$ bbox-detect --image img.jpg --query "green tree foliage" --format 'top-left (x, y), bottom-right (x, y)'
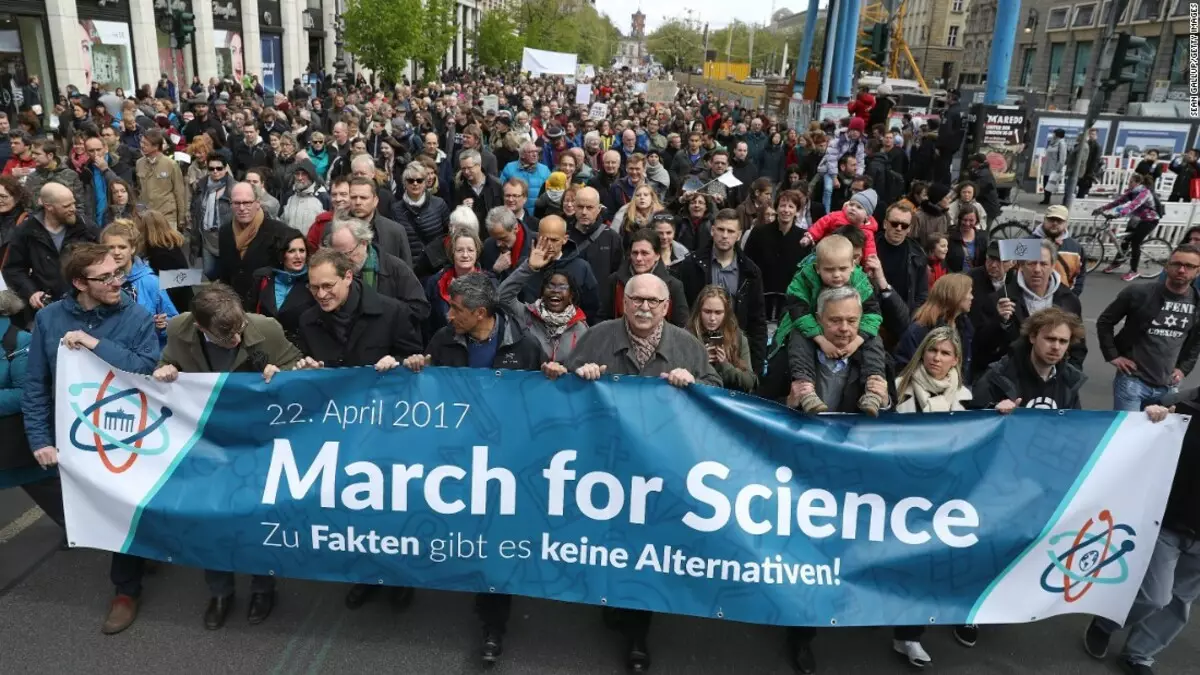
top-left (646, 20), bottom-right (704, 72)
top-left (514, 0), bottom-right (622, 67)
top-left (414, 0), bottom-right (459, 78)
top-left (709, 22), bottom-right (804, 76)
top-left (475, 9), bottom-right (523, 69)
top-left (341, 0), bottom-right (423, 83)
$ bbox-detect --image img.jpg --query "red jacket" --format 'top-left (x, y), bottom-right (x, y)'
top-left (1, 155), bottom-right (35, 176)
top-left (847, 93), bottom-right (876, 126)
top-left (805, 210), bottom-right (879, 257)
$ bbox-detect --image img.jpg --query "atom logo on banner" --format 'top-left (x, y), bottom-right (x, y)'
top-left (1039, 509), bottom-right (1136, 602)
top-left (67, 371), bottom-right (173, 474)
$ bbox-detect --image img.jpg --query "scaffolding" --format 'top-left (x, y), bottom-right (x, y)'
top-left (855, 1), bottom-right (930, 93)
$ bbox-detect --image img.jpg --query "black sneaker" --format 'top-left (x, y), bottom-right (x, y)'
top-left (953, 624), bottom-right (978, 648)
top-left (1082, 618), bottom-right (1111, 659)
top-left (1119, 658), bottom-right (1155, 674)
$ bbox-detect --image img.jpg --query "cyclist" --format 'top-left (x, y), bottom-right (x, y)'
top-left (1093, 173), bottom-right (1164, 282)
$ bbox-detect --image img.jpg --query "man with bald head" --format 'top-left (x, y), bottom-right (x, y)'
top-left (499, 141), bottom-right (550, 216)
top-left (516, 214), bottom-right (599, 320)
top-left (588, 149), bottom-right (625, 220)
top-left (4, 182), bottom-right (99, 309)
top-left (568, 186), bottom-right (622, 292)
top-left (543, 272), bottom-right (719, 670)
top-left (217, 182), bottom-right (292, 309)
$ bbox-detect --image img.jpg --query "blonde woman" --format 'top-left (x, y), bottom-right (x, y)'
top-left (894, 326), bottom-right (972, 413)
top-left (611, 183), bottom-right (664, 249)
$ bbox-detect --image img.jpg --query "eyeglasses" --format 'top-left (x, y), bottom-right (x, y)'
top-left (405, 178), bottom-right (425, 185)
top-left (1167, 261), bottom-right (1200, 271)
top-left (625, 296), bottom-right (666, 308)
top-left (308, 281), bottom-right (341, 294)
top-left (545, 282), bottom-right (570, 292)
top-left (887, 219), bottom-right (912, 230)
top-left (231, 200), bottom-right (257, 208)
top-left (85, 272), bottom-right (126, 285)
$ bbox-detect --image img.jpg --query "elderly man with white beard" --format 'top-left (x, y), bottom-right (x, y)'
top-left (542, 272), bottom-right (720, 673)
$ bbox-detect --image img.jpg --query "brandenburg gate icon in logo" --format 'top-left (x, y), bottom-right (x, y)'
top-left (68, 371), bottom-right (173, 474)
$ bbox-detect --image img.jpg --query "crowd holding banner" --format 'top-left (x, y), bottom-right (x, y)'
top-left (1, 65), bottom-right (1200, 675)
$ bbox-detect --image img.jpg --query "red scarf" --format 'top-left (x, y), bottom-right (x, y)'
top-left (437, 265), bottom-right (479, 302)
top-left (928, 259), bottom-right (946, 288)
top-left (510, 225), bottom-right (527, 263)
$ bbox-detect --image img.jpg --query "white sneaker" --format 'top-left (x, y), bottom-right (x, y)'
top-left (893, 640), bottom-right (932, 668)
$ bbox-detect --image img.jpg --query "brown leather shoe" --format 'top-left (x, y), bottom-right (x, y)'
top-left (101, 595), bottom-right (139, 635)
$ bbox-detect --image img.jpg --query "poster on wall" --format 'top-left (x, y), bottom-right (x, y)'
top-left (1112, 121), bottom-right (1193, 158)
top-left (213, 29), bottom-right (245, 81)
top-left (157, 31), bottom-right (187, 96)
top-left (261, 36), bottom-right (283, 95)
top-left (79, 20), bottom-right (135, 94)
top-left (1029, 116), bottom-right (1112, 178)
top-left (965, 105), bottom-right (1026, 186)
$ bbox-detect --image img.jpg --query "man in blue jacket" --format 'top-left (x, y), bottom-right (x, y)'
top-left (22, 242), bottom-right (160, 636)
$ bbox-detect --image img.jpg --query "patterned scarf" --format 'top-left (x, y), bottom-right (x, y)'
top-left (625, 320), bottom-right (663, 371)
top-left (533, 299), bottom-right (576, 339)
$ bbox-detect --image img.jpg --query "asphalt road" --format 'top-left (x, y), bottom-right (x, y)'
top-left (2, 273), bottom-right (1199, 675)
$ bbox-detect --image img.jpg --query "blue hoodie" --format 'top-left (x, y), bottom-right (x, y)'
top-left (22, 294), bottom-right (160, 451)
top-left (124, 258), bottom-right (179, 344)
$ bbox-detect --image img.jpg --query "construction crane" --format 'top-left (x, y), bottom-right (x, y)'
top-left (855, 0), bottom-right (930, 93)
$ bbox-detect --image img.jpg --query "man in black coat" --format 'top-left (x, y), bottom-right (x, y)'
top-left (675, 221), bottom-right (768, 374)
top-left (325, 215), bottom-right (430, 327)
top-left (182, 100), bottom-right (227, 147)
top-left (2, 183), bottom-right (99, 309)
top-left (453, 149), bottom-right (503, 226)
top-left (217, 183), bottom-right (292, 310)
top-left (399, 271), bottom-right (542, 664)
top-left (293, 248), bottom-right (423, 613)
top-left (972, 307), bottom-right (1086, 411)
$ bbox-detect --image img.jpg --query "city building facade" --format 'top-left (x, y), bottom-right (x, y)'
top-left (1009, 0), bottom-right (1191, 110)
top-left (958, 0), bottom-right (995, 86)
top-left (1, 0), bottom-right (479, 101)
top-left (897, 0), bottom-right (969, 88)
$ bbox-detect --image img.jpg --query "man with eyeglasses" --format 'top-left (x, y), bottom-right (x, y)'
top-left (499, 141), bottom-right (550, 216)
top-left (326, 216), bottom-right (429, 326)
top-left (217, 182), bottom-right (292, 309)
top-left (453, 149), bottom-right (503, 227)
top-left (21, 242), bottom-right (160, 635)
top-left (80, 134), bottom-right (125, 224)
top-left (4, 183), bottom-right (100, 309)
top-left (543, 272), bottom-right (719, 673)
top-left (872, 202), bottom-right (929, 314)
top-left (151, 282), bottom-right (301, 629)
top-left (500, 177), bottom-right (538, 234)
top-left (1097, 243), bottom-right (1200, 412)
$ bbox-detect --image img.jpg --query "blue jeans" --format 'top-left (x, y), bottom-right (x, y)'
top-left (822, 174), bottom-right (834, 213)
top-left (1112, 372), bottom-right (1172, 412)
top-left (202, 249), bottom-right (220, 282)
top-left (1094, 527), bottom-right (1200, 667)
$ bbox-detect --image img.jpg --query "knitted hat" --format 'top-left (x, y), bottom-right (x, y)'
top-left (850, 188), bottom-right (878, 214)
top-left (545, 171), bottom-right (568, 191)
top-left (927, 183), bottom-right (952, 205)
top-left (848, 117), bottom-right (867, 133)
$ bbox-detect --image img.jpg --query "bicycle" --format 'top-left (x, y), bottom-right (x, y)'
top-left (1074, 214), bottom-right (1171, 278)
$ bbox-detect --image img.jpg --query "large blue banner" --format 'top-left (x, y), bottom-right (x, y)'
top-left (56, 348), bottom-right (1186, 627)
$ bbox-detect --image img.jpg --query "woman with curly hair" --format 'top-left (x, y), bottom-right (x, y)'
top-left (185, 133), bottom-right (215, 191)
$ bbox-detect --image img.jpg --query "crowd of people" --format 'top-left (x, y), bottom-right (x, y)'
top-left (0, 68), bottom-right (1197, 675)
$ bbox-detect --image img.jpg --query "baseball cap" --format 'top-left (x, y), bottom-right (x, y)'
top-left (1045, 205), bottom-right (1068, 220)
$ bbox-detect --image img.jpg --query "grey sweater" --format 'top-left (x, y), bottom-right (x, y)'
top-left (565, 318), bottom-right (722, 387)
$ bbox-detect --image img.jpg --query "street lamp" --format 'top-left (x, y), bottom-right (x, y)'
top-left (333, 0), bottom-right (347, 85)
top-left (1023, 8), bottom-right (1039, 33)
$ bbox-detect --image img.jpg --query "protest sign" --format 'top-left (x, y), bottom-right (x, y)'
top-left (575, 85), bottom-right (592, 105)
top-left (158, 269), bottom-right (204, 290)
top-left (57, 348), bottom-right (1184, 627)
top-left (588, 103), bottom-right (608, 121)
top-left (646, 80), bottom-right (679, 103)
top-left (998, 239), bottom-right (1046, 262)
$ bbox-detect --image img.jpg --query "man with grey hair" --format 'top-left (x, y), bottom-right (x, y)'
top-left (498, 141), bottom-right (550, 216)
top-left (481, 206), bottom-right (535, 281)
top-left (325, 216), bottom-right (429, 324)
top-left (787, 285), bottom-right (893, 413)
top-left (544, 272), bottom-right (719, 672)
top-left (400, 274), bottom-right (543, 663)
top-left (453, 148), bottom-right (503, 226)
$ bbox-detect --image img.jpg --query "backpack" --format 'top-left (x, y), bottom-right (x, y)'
top-left (1151, 190), bottom-right (1166, 218)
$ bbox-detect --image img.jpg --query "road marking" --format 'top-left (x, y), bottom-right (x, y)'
top-left (0, 507), bottom-right (44, 544)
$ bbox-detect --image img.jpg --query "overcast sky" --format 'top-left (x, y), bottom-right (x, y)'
top-left (598, 0), bottom-right (826, 33)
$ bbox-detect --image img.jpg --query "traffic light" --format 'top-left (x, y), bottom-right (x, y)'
top-left (176, 11), bottom-right (195, 47)
top-left (1102, 32), bottom-right (1151, 89)
top-left (858, 23), bottom-right (888, 69)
